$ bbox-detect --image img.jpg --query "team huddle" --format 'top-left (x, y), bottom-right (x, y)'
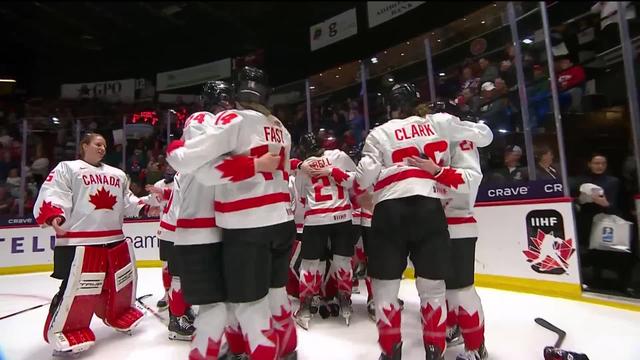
top-left (33, 66), bottom-right (493, 360)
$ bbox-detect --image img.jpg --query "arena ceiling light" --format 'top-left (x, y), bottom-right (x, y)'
top-left (0, 79), bottom-right (16, 83)
top-left (522, 38), bottom-right (533, 44)
top-left (439, 72), bottom-right (446, 76)
top-left (370, 57), bottom-right (378, 64)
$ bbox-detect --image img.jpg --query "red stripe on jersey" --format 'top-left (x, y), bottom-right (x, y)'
top-left (304, 204), bottom-right (352, 217)
top-left (446, 217), bottom-right (476, 225)
top-left (162, 188), bottom-right (173, 201)
top-left (373, 169), bottom-right (433, 192)
top-left (160, 221), bottom-right (177, 231)
top-left (176, 217), bottom-right (217, 228)
top-left (296, 223), bottom-right (304, 229)
top-left (214, 192), bottom-right (291, 213)
top-left (57, 229), bottom-right (123, 239)
top-left (166, 139), bottom-right (185, 155)
top-left (361, 212), bottom-right (373, 219)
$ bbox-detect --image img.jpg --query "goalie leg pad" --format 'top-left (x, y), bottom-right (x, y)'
top-left (98, 240), bottom-right (144, 332)
top-left (45, 245), bottom-right (107, 353)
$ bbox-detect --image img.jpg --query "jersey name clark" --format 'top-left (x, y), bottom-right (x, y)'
top-left (394, 123), bottom-right (435, 141)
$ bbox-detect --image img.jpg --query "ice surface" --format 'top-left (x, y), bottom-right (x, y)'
top-left (1, 268), bottom-right (638, 360)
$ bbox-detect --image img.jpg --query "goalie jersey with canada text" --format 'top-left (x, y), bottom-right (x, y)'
top-left (354, 113), bottom-right (492, 205)
top-left (166, 109), bottom-right (293, 229)
top-left (34, 160), bottom-right (145, 246)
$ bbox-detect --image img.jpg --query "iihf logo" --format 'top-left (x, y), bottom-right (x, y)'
top-left (522, 210), bottom-right (575, 275)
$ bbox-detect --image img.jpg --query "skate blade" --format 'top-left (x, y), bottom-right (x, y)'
top-left (446, 336), bottom-right (464, 347)
top-left (294, 317), bottom-right (310, 330)
top-left (168, 332), bottom-right (194, 341)
top-left (52, 342), bottom-right (94, 357)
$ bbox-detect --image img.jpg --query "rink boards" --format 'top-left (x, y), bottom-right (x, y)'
top-left (0, 198), bottom-right (587, 298)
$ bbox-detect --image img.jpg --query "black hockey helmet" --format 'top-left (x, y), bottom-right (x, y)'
top-left (388, 83), bottom-right (420, 117)
top-left (299, 132), bottom-right (323, 159)
top-left (200, 80), bottom-right (234, 110)
top-left (236, 66), bottom-right (270, 106)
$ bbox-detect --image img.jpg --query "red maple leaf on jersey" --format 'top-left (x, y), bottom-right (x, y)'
top-left (89, 187), bottom-right (117, 210)
top-left (433, 167), bottom-right (465, 189)
top-left (331, 168), bottom-right (350, 184)
top-left (214, 155), bottom-right (255, 182)
top-left (35, 201), bottom-right (64, 225)
top-left (188, 338), bottom-right (222, 360)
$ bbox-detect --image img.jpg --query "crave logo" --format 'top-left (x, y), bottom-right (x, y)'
top-left (522, 210), bottom-right (575, 275)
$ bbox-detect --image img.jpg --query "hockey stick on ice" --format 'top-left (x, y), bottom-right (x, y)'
top-left (0, 302), bottom-right (50, 321)
top-left (136, 293), bottom-right (167, 324)
top-left (535, 317), bottom-right (566, 348)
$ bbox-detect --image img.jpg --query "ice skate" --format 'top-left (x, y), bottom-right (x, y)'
top-left (280, 350), bottom-right (298, 360)
top-left (446, 324), bottom-right (463, 347)
top-left (456, 343), bottom-right (488, 360)
top-left (425, 344), bottom-right (445, 360)
top-left (337, 293), bottom-right (352, 326)
top-left (294, 297), bottom-right (313, 330)
top-left (352, 278), bottom-right (361, 294)
top-left (367, 299), bottom-right (376, 322)
top-left (378, 342), bottom-right (402, 360)
top-left (225, 354), bottom-right (249, 360)
top-left (185, 306), bottom-right (197, 324)
top-left (156, 293), bottom-right (169, 311)
top-left (50, 329), bottom-right (96, 357)
top-left (168, 313), bottom-right (195, 341)
top-left (318, 298), bottom-right (331, 319)
top-left (310, 295), bottom-right (321, 316)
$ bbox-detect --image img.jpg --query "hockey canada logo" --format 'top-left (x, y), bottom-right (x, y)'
top-left (522, 210), bottom-right (575, 275)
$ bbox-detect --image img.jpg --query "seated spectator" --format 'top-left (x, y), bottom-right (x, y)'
top-left (0, 187), bottom-right (15, 215)
top-left (533, 144), bottom-right (560, 180)
top-left (5, 168), bottom-right (20, 198)
top-left (478, 82), bottom-right (510, 130)
top-left (0, 127), bottom-right (13, 148)
top-left (145, 156), bottom-right (163, 185)
top-left (488, 145), bottom-right (527, 183)
top-left (555, 55), bottom-right (586, 112)
top-left (460, 66), bottom-right (480, 93)
top-left (29, 146), bottom-right (50, 188)
top-left (0, 150), bottom-right (17, 183)
top-left (456, 88), bottom-right (481, 117)
top-left (478, 57), bottom-right (499, 84)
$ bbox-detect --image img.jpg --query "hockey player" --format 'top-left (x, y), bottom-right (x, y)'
top-left (413, 105), bottom-right (488, 360)
top-left (142, 167), bottom-right (176, 312)
top-left (34, 133), bottom-right (159, 355)
top-left (354, 83), bottom-right (493, 360)
top-left (294, 132), bottom-right (357, 329)
top-left (286, 158), bottom-right (304, 300)
top-left (144, 166), bottom-right (197, 342)
top-left (166, 67), bottom-right (298, 360)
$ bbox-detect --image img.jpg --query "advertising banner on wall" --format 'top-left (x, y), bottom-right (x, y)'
top-left (367, 1), bottom-right (425, 28)
top-left (310, 8), bottom-right (358, 51)
top-left (60, 78), bottom-right (136, 103)
top-left (474, 199), bottom-right (580, 286)
top-left (0, 220), bottom-right (161, 271)
top-left (156, 58), bottom-right (231, 91)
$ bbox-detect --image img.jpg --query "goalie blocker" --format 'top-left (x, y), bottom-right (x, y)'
top-left (44, 240), bottom-right (144, 354)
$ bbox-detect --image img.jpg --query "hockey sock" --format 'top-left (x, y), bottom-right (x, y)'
top-left (299, 259), bottom-right (321, 302)
top-left (455, 285), bottom-right (485, 350)
top-left (268, 287), bottom-right (297, 356)
top-left (365, 276), bottom-right (373, 302)
top-left (225, 309), bottom-right (248, 355)
top-left (445, 291), bottom-right (459, 328)
top-left (161, 262), bottom-right (170, 294)
top-left (332, 255), bottom-right (353, 296)
top-left (372, 278), bottom-right (402, 356)
top-left (416, 277), bottom-right (447, 354)
top-left (189, 303), bottom-right (227, 360)
top-left (233, 299), bottom-right (279, 360)
top-left (169, 276), bottom-right (188, 317)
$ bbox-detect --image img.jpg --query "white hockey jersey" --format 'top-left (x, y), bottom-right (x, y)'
top-left (350, 190), bottom-right (372, 227)
top-left (444, 138), bottom-right (483, 239)
top-left (355, 114), bottom-right (492, 205)
top-left (289, 174), bottom-right (305, 234)
top-left (139, 178), bottom-right (176, 242)
top-left (34, 160), bottom-right (145, 246)
top-left (166, 109), bottom-right (293, 229)
top-left (295, 149), bottom-right (356, 226)
top-left (171, 111), bottom-right (222, 245)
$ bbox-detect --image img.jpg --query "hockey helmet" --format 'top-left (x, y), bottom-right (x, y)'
top-left (236, 66), bottom-right (270, 106)
top-left (200, 80), bottom-right (234, 111)
top-left (388, 83), bottom-right (420, 117)
top-left (299, 132), bottom-right (323, 159)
